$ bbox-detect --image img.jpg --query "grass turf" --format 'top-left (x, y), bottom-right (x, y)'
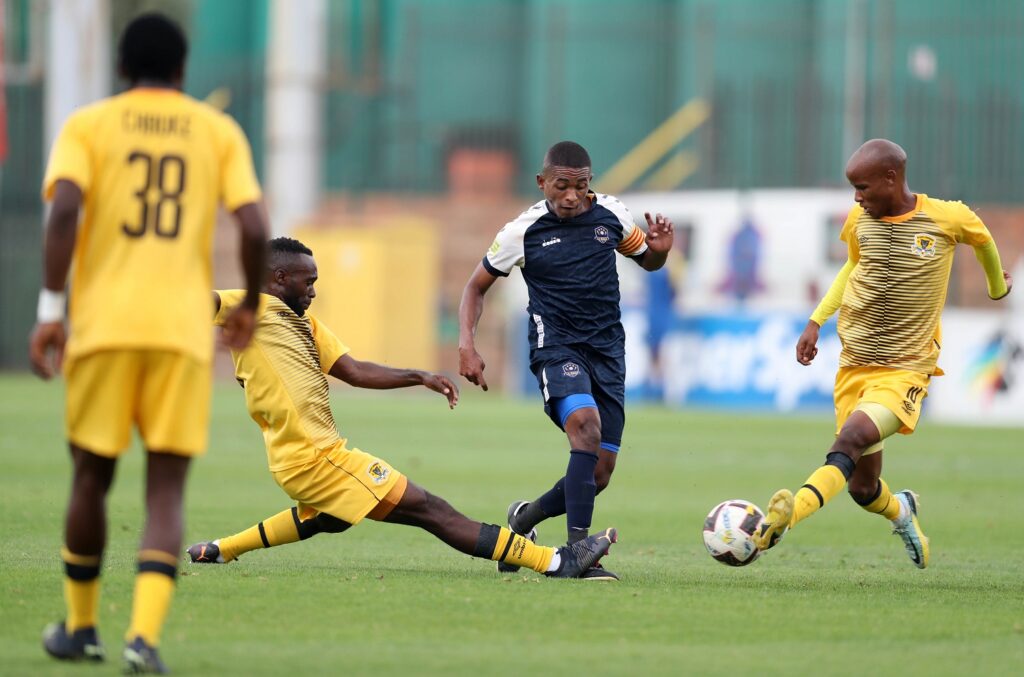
top-left (1, 374), bottom-right (1022, 676)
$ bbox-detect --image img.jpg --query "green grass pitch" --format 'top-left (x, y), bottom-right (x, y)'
top-left (1, 374), bottom-right (1022, 676)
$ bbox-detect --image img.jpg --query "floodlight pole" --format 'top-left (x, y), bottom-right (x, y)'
top-left (44, 0), bottom-right (109, 161)
top-left (266, 0), bottom-right (326, 237)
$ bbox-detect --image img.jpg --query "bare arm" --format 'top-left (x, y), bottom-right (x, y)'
top-left (329, 354), bottom-right (458, 408)
top-left (28, 180), bottom-right (82, 379)
top-left (457, 262), bottom-right (500, 391)
top-left (220, 202), bottom-right (268, 349)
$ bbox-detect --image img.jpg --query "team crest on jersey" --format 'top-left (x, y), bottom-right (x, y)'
top-left (367, 461), bottom-right (391, 485)
top-left (593, 226), bottom-right (610, 244)
top-left (911, 233), bottom-right (937, 258)
top-left (562, 362), bottom-right (581, 378)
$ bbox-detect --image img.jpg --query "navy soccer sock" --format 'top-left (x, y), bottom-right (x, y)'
top-left (520, 478), bottom-right (566, 532)
top-left (563, 449), bottom-right (599, 543)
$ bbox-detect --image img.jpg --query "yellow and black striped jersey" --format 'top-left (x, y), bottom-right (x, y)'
top-left (215, 290), bottom-right (349, 471)
top-left (836, 194), bottom-right (993, 374)
top-left (43, 88), bottom-right (262, 363)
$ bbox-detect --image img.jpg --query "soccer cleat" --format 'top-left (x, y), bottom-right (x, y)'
top-left (42, 622), bottom-right (105, 662)
top-left (546, 527), bottom-right (617, 579)
top-left (122, 636), bottom-right (168, 674)
top-left (753, 489), bottom-right (794, 552)
top-left (580, 563), bottom-right (619, 581)
top-left (892, 490), bottom-right (930, 569)
top-left (496, 500), bottom-right (538, 574)
top-left (187, 540), bottom-right (225, 564)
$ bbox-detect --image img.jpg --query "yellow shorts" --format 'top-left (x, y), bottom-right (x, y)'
top-left (272, 442), bottom-right (407, 525)
top-left (834, 366), bottom-right (931, 438)
top-left (64, 349), bottom-right (211, 457)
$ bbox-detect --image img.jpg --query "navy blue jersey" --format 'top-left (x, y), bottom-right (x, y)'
top-left (482, 193), bottom-right (648, 351)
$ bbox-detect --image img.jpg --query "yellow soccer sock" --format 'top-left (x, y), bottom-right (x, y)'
top-left (218, 508), bottom-right (301, 561)
top-left (859, 478), bottom-right (902, 520)
top-left (792, 465), bottom-right (848, 527)
top-left (491, 527), bottom-right (555, 574)
top-left (61, 547), bottom-right (101, 632)
top-left (125, 550), bottom-right (178, 646)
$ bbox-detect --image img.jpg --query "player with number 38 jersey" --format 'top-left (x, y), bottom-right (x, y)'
top-left (42, 85), bottom-right (261, 363)
top-left (31, 14), bottom-right (267, 674)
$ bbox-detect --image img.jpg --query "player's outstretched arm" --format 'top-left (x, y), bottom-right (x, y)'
top-left (972, 241), bottom-right (1012, 300)
top-left (635, 212), bottom-right (675, 271)
top-left (29, 180), bottom-right (81, 379)
top-left (329, 354), bottom-right (459, 408)
top-left (221, 203), bottom-right (268, 349)
top-left (457, 263), bottom-right (500, 391)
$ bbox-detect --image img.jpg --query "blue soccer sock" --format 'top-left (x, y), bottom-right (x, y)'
top-left (564, 449), bottom-right (599, 542)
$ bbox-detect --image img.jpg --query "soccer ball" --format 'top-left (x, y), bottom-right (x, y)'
top-left (702, 499), bottom-right (764, 567)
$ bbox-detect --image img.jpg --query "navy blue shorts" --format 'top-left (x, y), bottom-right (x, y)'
top-left (530, 345), bottom-right (625, 453)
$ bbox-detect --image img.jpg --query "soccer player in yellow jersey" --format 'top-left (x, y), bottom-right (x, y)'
top-left (753, 139), bottom-right (1012, 568)
top-left (185, 237), bottom-right (617, 579)
top-left (28, 14), bottom-right (268, 673)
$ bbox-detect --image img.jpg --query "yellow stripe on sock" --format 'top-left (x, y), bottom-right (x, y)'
top-left (491, 527), bottom-right (555, 573)
top-left (217, 525), bottom-right (264, 562)
top-left (61, 547), bottom-right (101, 567)
top-left (260, 508), bottom-right (303, 547)
top-left (138, 549), bottom-right (179, 568)
top-left (792, 465), bottom-right (847, 527)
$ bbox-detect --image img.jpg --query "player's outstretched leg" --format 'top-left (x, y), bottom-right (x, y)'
top-left (891, 490), bottom-right (929, 568)
top-left (376, 480), bottom-right (616, 579)
top-left (188, 508), bottom-right (349, 563)
top-left (496, 500), bottom-right (538, 574)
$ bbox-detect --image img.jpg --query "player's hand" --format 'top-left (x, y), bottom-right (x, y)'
top-left (29, 321), bottom-right (66, 380)
top-left (998, 269), bottom-right (1013, 298)
top-left (796, 320), bottom-right (820, 366)
top-left (221, 305), bottom-right (257, 349)
top-left (458, 346), bottom-right (489, 391)
top-left (644, 212), bottom-right (675, 254)
top-left (424, 374), bottom-right (459, 409)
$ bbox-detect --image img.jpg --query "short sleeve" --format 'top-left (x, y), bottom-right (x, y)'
top-left (483, 212), bottom-right (531, 277)
top-left (218, 116), bottom-right (263, 212)
top-left (953, 203), bottom-right (993, 247)
top-left (308, 314), bottom-right (350, 373)
top-left (213, 289), bottom-right (248, 325)
top-left (603, 196), bottom-right (647, 257)
top-left (838, 205), bottom-right (862, 263)
top-left (42, 111), bottom-right (92, 199)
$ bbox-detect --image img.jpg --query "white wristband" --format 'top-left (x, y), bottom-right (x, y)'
top-left (37, 288), bottom-right (67, 323)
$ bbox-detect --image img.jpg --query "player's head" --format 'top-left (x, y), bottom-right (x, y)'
top-left (266, 237), bottom-right (317, 316)
top-left (845, 139), bottom-right (909, 218)
top-left (538, 141), bottom-right (593, 219)
top-left (118, 13), bottom-right (188, 87)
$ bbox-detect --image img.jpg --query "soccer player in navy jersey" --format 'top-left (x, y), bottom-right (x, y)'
top-left (458, 141), bottom-right (674, 580)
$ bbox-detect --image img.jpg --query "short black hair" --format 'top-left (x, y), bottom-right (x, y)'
top-left (118, 13), bottom-right (188, 83)
top-left (269, 237), bottom-right (313, 257)
top-left (543, 141), bottom-right (591, 170)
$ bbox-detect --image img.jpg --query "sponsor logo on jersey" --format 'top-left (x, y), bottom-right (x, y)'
top-left (488, 239), bottom-right (501, 255)
top-left (367, 461), bottom-right (391, 485)
top-left (562, 362), bottom-right (581, 378)
top-left (542, 237), bottom-right (561, 247)
top-left (594, 226), bottom-right (610, 244)
top-left (911, 233), bottom-right (937, 258)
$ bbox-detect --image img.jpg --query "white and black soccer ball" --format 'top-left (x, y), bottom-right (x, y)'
top-left (702, 499), bottom-right (765, 567)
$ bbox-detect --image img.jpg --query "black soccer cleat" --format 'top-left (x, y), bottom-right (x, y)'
top-left (123, 636), bottom-right (168, 674)
top-left (580, 563), bottom-right (620, 581)
top-left (187, 540), bottom-right (225, 564)
top-left (42, 622), bottom-right (105, 662)
top-left (546, 528), bottom-right (617, 579)
top-left (497, 500), bottom-right (538, 574)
